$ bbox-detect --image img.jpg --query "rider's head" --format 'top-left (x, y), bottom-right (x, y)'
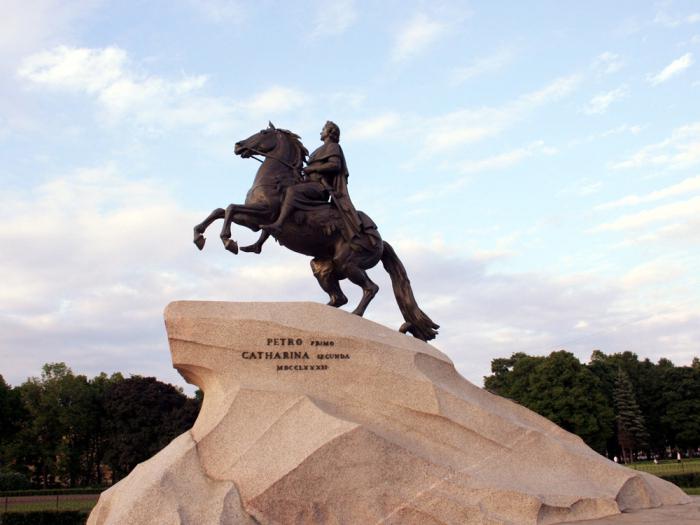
top-left (323, 121), bottom-right (340, 143)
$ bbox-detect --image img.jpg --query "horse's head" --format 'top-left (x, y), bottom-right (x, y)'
top-left (234, 122), bottom-right (309, 173)
top-left (234, 121), bottom-right (279, 159)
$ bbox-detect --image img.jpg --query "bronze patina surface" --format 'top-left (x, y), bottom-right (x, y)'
top-left (193, 122), bottom-right (439, 341)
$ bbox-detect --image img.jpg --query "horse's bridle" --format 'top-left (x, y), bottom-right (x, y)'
top-left (245, 146), bottom-right (303, 175)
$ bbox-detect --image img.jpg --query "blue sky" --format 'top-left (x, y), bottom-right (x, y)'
top-left (1, 0), bottom-right (699, 390)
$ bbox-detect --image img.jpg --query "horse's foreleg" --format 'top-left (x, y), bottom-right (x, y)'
top-left (193, 208), bottom-right (225, 250)
top-left (240, 230), bottom-right (270, 254)
top-left (220, 204), bottom-right (239, 254)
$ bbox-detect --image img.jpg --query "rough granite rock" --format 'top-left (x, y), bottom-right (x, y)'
top-left (88, 301), bottom-right (692, 525)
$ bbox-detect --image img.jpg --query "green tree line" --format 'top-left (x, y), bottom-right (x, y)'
top-left (484, 350), bottom-right (700, 460)
top-left (0, 363), bottom-right (200, 490)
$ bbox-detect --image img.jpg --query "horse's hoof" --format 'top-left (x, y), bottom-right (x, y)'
top-left (240, 244), bottom-right (262, 254)
top-left (327, 295), bottom-right (348, 308)
top-left (224, 238), bottom-right (239, 254)
top-left (194, 235), bottom-right (206, 251)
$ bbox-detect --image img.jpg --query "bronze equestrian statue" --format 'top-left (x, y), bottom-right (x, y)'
top-left (192, 121), bottom-right (439, 341)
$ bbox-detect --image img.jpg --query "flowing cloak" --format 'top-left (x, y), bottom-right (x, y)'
top-left (296, 142), bottom-right (363, 240)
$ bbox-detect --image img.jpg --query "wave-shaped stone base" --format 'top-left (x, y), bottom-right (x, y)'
top-left (88, 301), bottom-right (691, 525)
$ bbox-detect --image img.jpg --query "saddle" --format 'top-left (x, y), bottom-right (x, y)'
top-left (292, 207), bottom-right (380, 250)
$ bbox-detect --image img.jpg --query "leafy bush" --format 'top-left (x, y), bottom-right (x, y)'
top-left (0, 511), bottom-right (87, 525)
top-left (0, 472), bottom-right (29, 491)
top-left (659, 472), bottom-right (700, 488)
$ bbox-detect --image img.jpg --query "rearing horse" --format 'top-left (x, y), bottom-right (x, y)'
top-left (193, 123), bottom-right (439, 341)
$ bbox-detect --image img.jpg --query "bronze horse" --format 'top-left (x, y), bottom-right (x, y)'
top-left (192, 123), bottom-right (439, 341)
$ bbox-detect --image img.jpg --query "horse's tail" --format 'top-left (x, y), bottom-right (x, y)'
top-left (380, 241), bottom-right (439, 341)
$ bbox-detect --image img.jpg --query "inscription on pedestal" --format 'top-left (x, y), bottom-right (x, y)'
top-left (239, 337), bottom-right (351, 371)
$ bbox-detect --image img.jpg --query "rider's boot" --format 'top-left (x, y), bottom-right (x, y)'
top-left (261, 199), bottom-right (294, 235)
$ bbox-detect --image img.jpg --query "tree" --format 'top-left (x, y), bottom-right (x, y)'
top-left (11, 363), bottom-right (123, 487)
top-left (485, 351), bottom-right (613, 452)
top-left (0, 375), bottom-right (28, 478)
top-left (659, 365), bottom-right (700, 451)
top-left (103, 376), bottom-right (200, 480)
top-left (613, 369), bottom-right (649, 462)
top-left (0, 374), bottom-right (24, 445)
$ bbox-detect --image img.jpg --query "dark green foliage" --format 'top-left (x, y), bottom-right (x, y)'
top-left (0, 472), bottom-right (29, 491)
top-left (10, 364), bottom-right (118, 488)
top-left (0, 364), bottom-right (200, 489)
top-left (658, 472), bottom-right (700, 488)
top-left (484, 351), bottom-right (614, 452)
top-left (487, 350), bottom-right (700, 458)
top-left (0, 511), bottom-right (87, 525)
top-left (103, 377), bottom-right (200, 481)
top-left (613, 369), bottom-right (649, 461)
top-left (0, 376), bottom-right (24, 444)
top-left (659, 366), bottom-right (700, 449)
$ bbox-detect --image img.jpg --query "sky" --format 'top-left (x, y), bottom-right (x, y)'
top-left (1, 0), bottom-right (699, 392)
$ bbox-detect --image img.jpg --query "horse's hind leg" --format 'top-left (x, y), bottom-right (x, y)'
top-left (310, 258), bottom-right (348, 307)
top-left (193, 208), bottom-right (225, 250)
top-left (344, 265), bottom-right (379, 317)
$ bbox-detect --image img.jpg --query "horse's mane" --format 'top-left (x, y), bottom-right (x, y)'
top-left (276, 128), bottom-right (308, 170)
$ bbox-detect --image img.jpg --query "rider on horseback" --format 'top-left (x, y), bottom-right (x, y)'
top-left (261, 121), bottom-right (362, 242)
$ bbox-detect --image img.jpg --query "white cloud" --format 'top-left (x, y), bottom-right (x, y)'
top-left (17, 45), bottom-right (308, 133)
top-left (456, 141), bottom-right (557, 173)
top-left (621, 258), bottom-right (684, 288)
top-left (0, 165), bottom-right (316, 387)
top-left (309, 0), bottom-right (358, 39)
top-left (17, 45), bottom-right (221, 126)
top-left (568, 124), bottom-right (645, 147)
top-left (654, 9), bottom-right (700, 27)
top-left (422, 74), bottom-right (580, 151)
top-left (450, 49), bottom-right (514, 84)
top-left (0, 0), bottom-right (96, 68)
top-left (186, 0), bottom-right (246, 22)
top-left (345, 113), bottom-right (400, 141)
top-left (592, 51), bottom-right (624, 74)
top-left (392, 13), bottom-right (446, 62)
top-left (611, 122), bottom-right (700, 171)
top-left (242, 86), bottom-right (307, 115)
top-left (371, 244), bottom-right (700, 383)
top-left (2, 173), bottom-right (698, 389)
top-left (597, 175), bottom-right (700, 210)
top-left (621, 217), bottom-right (700, 245)
top-left (593, 195), bottom-right (700, 232)
top-left (582, 85), bottom-right (628, 115)
top-left (648, 53), bottom-right (694, 85)
top-left (600, 124), bottom-right (644, 137)
top-left (559, 178), bottom-right (603, 197)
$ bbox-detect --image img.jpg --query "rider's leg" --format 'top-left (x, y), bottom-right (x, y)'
top-left (261, 187), bottom-right (297, 233)
top-left (240, 230), bottom-right (270, 253)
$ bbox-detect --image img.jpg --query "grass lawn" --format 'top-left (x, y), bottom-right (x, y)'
top-left (1, 494), bottom-right (98, 513)
top-left (684, 487), bottom-right (700, 495)
top-left (626, 458), bottom-right (700, 476)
